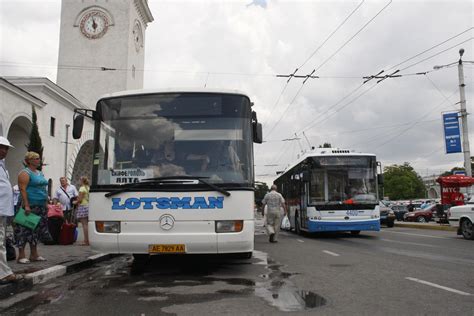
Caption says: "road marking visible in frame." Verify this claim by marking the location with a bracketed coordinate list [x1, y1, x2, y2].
[380, 238, 440, 248]
[382, 230, 450, 239]
[297, 239, 304, 243]
[405, 277, 471, 296]
[323, 250, 340, 257]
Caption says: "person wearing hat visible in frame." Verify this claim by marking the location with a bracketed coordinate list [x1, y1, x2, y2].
[0, 136, 23, 283]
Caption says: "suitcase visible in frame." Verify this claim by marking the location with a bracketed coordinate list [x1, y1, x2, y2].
[48, 217, 64, 244]
[59, 222, 76, 245]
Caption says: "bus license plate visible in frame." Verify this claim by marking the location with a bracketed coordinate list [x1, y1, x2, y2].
[148, 244, 186, 254]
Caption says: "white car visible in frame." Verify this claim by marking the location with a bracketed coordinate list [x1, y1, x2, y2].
[447, 201, 474, 240]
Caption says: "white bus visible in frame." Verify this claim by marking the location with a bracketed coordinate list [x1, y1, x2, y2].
[274, 148, 381, 235]
[72, 89, 262, 259]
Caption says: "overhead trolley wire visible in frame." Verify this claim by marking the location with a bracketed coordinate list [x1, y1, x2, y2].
[263, 1, 366, 131]
[371, 89, 459, 150]
[266, 1, 392, 139]
[297, 0, 366, 71]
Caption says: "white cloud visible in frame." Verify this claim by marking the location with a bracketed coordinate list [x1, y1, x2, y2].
[1, 0, 473, 185]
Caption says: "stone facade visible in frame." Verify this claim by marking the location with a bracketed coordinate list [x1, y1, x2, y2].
[0, 0, 153, 189]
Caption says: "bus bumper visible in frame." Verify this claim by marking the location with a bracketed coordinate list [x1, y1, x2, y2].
[307, 219, 380, 232]
[89, 220, 254, 254]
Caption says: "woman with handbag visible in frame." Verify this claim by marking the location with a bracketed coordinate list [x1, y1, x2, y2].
[76, 176, 90, 246]
[15, 152, 49, 263]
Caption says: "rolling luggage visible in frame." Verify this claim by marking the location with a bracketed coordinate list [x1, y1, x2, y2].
[48, 217, 63, 244]
[59, 222, 76, 245]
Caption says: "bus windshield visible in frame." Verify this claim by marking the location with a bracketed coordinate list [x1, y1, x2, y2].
[309, 156, 377, 204]
[93, 93, 254, 187]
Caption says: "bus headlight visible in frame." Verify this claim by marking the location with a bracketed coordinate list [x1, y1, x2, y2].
[215, 220, 243, 233]
[96, 221, 121, 233]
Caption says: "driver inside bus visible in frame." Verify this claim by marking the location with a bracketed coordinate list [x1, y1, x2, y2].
[148, 140, 186, 177]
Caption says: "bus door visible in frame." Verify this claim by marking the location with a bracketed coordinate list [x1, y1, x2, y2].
[300, 181, 309, 229]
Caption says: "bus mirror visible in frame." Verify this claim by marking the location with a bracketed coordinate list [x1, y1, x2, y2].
[72, 114, 84, 139]
[378, 174, 384, 185]
[253, 122, 263, 144]
[302, 171, 310, 182]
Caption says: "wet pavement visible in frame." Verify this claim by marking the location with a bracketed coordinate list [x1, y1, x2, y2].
[0, 250, 327, 315]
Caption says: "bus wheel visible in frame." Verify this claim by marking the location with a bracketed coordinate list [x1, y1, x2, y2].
[350, 230, 361, 235]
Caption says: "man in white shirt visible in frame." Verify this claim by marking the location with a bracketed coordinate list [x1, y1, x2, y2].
[0, 136, 22, 283]
[54, 177, 78, 221]
[262, 185, 287, 243]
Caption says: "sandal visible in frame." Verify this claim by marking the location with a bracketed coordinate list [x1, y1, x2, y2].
[0, 274, 24, 284]
[17, 258, 30, 264]
[30, 256, 47, 262]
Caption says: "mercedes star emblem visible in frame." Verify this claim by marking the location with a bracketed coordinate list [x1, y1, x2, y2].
[159, 214, 175, 230]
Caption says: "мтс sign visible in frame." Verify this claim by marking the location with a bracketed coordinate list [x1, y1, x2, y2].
[443, 112, 462, 154]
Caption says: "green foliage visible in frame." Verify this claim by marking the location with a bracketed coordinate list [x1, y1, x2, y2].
[383, 162, 426, 200]
[26, 106, 44, 170]
[254, 181, 269, 206]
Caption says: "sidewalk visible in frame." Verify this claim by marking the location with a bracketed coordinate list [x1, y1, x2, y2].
[393, 221, 457, 231]
[0, 223, 114, 300]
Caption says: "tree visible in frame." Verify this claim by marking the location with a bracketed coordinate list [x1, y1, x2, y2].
[26, 106, 44, 170]
[254, 181, 269, 206]
[383, 162, 425, 200]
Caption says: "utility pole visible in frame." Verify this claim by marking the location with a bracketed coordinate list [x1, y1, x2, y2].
[434, 48, 471, 177]
[458, 48, 471, 177]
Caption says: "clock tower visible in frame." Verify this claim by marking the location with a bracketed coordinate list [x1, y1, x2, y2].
[56, 0, 153, 108]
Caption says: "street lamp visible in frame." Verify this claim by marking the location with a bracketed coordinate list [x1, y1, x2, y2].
[434, 48, 471, 177]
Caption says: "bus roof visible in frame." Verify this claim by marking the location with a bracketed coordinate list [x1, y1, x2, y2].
[274, 148, 376, 181]
[97, 88, 250, 101]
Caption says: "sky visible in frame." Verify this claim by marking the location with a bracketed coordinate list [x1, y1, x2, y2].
[1, 0, 473, 185]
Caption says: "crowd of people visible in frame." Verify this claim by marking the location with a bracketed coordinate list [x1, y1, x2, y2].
[0, 136, 89, 284]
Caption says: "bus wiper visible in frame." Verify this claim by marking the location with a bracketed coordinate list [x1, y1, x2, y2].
[144, 176, 231, 197]
[104, 176, 230, 198]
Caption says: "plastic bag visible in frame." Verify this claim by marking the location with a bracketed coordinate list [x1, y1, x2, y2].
[280, 215, 290, 230]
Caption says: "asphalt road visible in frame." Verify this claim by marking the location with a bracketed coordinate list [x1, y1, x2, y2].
[1, 226, 473, 315]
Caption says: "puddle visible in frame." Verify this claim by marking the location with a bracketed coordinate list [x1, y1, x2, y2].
[253, 250, 326, 311]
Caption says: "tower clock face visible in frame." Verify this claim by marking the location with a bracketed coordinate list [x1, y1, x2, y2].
[132, 21, 143, 52]
[80, 11, 109, 39]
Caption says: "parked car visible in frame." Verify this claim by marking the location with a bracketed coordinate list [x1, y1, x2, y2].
[391, 204, 408, 221]
[403, 205, 435, 222]
[379, 201, 395, 227]
[448, 200, 474, 240]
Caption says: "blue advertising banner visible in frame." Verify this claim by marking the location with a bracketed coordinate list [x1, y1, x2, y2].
[443, 112, 462, 154]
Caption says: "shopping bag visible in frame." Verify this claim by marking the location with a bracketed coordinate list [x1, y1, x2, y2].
[281, 215, 291, 230]
[47, 204, 64, 218]
[13, 208, 40, 230]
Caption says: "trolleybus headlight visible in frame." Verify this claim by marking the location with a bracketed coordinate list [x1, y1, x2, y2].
[96, 221, 121, 233]
[215, 220, 243, 233]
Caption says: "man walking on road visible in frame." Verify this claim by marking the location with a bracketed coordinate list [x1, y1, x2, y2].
[262, 184, 287, 243]
[0, 136, 23, 284]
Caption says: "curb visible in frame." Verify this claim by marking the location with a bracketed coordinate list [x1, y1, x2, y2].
[0, 253, 116, 300]
[394, 222, 457, 232]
